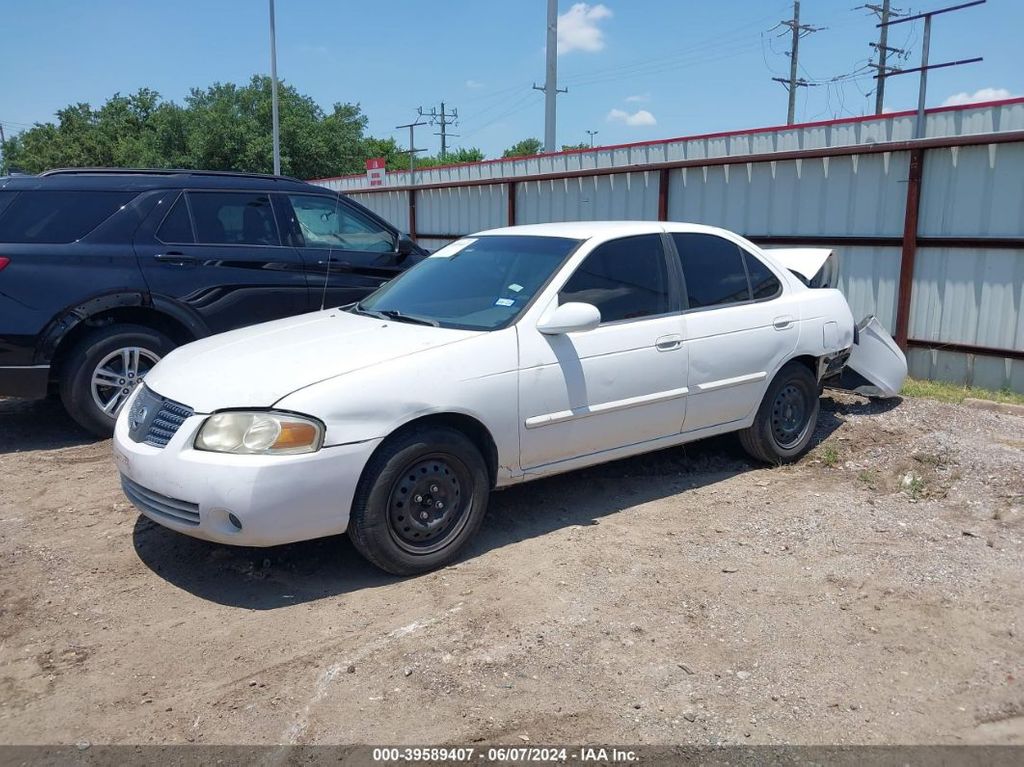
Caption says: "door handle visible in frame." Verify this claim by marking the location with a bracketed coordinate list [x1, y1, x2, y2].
[153, 253, 199, 267]
[655, 334, 683, 351]
[316, 258, 353, 271]
[773, 315, 795, 330]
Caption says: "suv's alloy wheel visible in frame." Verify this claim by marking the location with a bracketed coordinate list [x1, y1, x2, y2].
[60, 324, 175, 437]
[90, 346, 161, 417]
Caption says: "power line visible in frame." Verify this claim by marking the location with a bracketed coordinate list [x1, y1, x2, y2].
[459, 91, 542, 141]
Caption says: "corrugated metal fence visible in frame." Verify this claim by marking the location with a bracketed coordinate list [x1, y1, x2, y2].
[315, 99, 1024, 392]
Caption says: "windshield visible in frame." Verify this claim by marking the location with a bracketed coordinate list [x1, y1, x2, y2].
[353, 235, 581, 330]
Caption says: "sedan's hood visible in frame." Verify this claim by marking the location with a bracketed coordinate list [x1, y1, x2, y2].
[143, 309, 479, 412]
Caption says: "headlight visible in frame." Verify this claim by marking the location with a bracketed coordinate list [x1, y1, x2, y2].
[194, 412, 324, 455]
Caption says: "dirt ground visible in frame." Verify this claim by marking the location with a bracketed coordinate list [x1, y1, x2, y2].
[0, 391, 1022, 747]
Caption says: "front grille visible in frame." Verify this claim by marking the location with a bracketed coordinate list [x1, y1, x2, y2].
[121, 475, 200, 526]
[127, 385, 194, 447]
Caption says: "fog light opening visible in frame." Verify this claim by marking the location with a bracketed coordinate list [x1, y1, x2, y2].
[227, 513, 243, 531]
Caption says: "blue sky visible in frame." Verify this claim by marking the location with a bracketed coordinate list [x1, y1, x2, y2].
[1, 0, 1021, 163]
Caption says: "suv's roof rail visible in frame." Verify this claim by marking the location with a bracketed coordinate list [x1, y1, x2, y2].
[39, 167, 307, 184]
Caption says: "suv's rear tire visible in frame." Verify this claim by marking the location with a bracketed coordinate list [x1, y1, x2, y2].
[348, 426, 490, 576]
[59, 324, 174, 437]
[739, 361, 820, 464]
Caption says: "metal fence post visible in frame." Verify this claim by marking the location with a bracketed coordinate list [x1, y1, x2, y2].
[408, 188, 417, 242]
[507, 181, 517, 226]
[658, 169, 670, 221]
[895, 148, 924, 349]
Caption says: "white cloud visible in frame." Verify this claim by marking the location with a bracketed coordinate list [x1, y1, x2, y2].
[941, 87, 1015, 106]
[465, 79, 484, 89]
[625, 93, 650, 103]
[558, 3, 613, 55]
[607, 108, 657, 127]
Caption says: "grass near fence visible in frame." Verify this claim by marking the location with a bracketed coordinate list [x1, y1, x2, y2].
[900, 377, 1024, 406]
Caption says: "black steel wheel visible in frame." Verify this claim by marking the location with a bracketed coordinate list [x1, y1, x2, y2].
[387, 454, 472, 555]
[739, 361, 820, 464]
[770, 382, 810, 448]
[348, 426, 490, 575]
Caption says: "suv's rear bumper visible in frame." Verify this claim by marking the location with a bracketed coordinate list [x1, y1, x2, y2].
[0, 365, 50, 399]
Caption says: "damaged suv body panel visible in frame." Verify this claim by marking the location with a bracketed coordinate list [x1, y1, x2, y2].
[767, 247, 907, 398]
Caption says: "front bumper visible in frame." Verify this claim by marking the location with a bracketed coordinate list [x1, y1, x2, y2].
[112, 398, 382, 547]
[0, 365, 50, 399]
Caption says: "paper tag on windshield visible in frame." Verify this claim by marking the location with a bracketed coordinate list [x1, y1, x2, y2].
[495, 298, 515, 307]
[508, 283, 524, 293]
[429, 238, 477, 258]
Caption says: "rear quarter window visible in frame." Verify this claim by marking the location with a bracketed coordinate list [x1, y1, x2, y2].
[0, 190, 137, 243]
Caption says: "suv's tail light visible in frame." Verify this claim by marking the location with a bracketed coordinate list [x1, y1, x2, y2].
[0, 257, 9, 271]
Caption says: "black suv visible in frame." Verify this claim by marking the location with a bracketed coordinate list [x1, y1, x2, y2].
[0, 169, 425, 435]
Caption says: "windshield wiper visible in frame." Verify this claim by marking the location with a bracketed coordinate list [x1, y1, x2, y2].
[378, 309, 439, 327]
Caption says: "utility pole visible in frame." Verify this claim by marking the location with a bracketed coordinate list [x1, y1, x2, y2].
[533, 0, 567, 152]
[862, 1, 908, 114]
[876, 0, 985, 138]
[586, 129, 599, 148]
[418, 102, 459, 161]
[771, 1, 822, 125]
[268, 0, 281, 175]
[395, 120, 427, 184]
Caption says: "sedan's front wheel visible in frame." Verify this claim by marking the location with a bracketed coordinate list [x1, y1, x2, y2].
[348, 426, 490, 575]
[738, 361, 820, 464]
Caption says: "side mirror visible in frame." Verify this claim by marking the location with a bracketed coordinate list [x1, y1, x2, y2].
[537, 302, 602, 335]
[396, 233, 416, 259]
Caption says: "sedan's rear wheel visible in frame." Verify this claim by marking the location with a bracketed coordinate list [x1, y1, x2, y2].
[738, 361, 820, 464]
[348, 426, 490, 575]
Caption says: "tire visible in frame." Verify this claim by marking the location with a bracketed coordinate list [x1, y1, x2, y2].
[59, 324, 174, 437]
[348, 426, 490, 576]
[738, 361, 820, 464]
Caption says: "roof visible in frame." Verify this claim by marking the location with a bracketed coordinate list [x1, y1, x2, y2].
[475, 220, 734, 240]
[0, 168, 331, 193]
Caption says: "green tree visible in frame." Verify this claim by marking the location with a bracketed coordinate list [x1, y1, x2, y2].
[502, 138, 543, 158]
[561, 142, 590, 151]
[418, 147, 485, 168]
[1, 76, 380, 179]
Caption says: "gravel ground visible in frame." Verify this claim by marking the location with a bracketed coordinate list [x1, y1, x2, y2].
[0, 392, 1022, 746]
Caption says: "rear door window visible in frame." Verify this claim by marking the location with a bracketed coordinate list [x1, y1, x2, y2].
[155, 194, 195, 244]
[745, 252, 781, 299]
[187, 192, 280, 246]
[671, 232, 751, 309]
[0, 190, 136, 243]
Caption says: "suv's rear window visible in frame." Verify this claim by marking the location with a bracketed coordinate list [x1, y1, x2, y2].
[0, 190, 137, 243]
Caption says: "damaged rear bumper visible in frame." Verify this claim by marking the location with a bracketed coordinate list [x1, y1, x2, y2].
[836, 316, 908, 398]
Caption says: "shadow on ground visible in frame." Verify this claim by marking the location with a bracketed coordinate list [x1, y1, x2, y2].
[132, 394, 876, 610]
[0, 397, 96, 454]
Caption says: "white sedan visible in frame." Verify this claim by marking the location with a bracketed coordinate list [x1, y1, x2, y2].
[113, 221, 904, 574]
